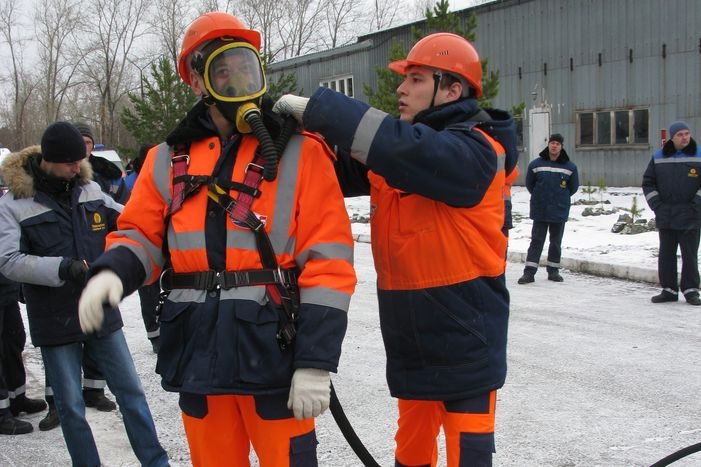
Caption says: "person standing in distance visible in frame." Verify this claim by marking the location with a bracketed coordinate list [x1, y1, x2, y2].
[275, 32, 517, 467]
[643, 120, 701, 305]
[518, 133, 579, 284]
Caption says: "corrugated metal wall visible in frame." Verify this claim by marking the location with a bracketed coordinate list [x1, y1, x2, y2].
[267, 0, 701, 186]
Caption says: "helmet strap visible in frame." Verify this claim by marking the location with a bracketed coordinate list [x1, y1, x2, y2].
[430, 71, 442, 108]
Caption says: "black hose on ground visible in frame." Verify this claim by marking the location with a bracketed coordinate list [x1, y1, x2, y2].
[649, 442, 701, 466]
[329, 382, 381, 467]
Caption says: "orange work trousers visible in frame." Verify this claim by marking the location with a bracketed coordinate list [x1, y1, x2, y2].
[395, 390, 496, 467]
[182, 394, 317, 467]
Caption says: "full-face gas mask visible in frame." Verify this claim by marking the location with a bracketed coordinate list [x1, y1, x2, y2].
[191, 39, 267, 124]
[191, 39, 291, 180]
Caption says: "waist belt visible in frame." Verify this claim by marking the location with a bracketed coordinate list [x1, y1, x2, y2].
[160, 268, 298, 292]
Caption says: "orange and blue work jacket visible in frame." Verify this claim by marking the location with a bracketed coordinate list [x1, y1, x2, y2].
[90, 106, 356, 396]
[303, 87, 516, 400]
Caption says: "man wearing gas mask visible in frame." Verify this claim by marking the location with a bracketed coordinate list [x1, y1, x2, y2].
[77, 12, 356, 466]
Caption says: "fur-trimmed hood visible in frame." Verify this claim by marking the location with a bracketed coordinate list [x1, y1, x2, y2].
[0, 145, 93, 199]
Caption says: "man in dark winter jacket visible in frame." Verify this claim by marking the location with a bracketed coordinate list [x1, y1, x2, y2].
[0, 122, 168, 465]
[643, 121, 701, 305]
[33, 122, 122, 432]
[518, 133, 579, 284]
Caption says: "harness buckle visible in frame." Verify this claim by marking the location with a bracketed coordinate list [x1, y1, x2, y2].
[159, 268, 171, 292]
[245, 162, 264, 174]
[170, 154, 190, 167]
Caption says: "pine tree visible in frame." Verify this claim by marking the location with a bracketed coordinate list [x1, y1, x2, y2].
[121, 57, 198, 151]
[364, 0, 501, 114]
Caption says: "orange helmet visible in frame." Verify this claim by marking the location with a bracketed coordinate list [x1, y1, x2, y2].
[178, 12, 261, 85]
[389, 32, 483, 97]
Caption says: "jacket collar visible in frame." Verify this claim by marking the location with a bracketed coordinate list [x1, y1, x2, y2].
[662, 137, 697, 157]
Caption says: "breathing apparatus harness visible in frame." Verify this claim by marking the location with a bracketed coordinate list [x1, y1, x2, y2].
[159, 85, 300, 349]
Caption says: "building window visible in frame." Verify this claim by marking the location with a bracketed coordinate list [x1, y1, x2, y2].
[320, 75, 354, 98]
[577, 109, 649, 147]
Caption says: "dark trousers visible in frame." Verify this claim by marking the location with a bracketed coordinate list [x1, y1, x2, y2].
[0, 302, 27, 408]
[658, 228, 701, 296]
[137, 282, 161, 340]
[524, 221, 565, 274]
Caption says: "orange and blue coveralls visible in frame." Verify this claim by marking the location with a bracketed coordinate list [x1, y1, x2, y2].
[302, 87, 518, 466]
[89, 103, 356, 466]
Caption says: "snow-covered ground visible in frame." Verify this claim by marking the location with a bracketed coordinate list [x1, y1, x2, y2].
[5, 186, 701, 466]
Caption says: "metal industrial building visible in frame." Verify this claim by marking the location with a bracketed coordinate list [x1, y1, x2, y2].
[267, 0, 700, 186]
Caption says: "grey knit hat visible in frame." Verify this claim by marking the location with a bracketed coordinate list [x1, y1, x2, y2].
[72, 122, 95, 145]
[668, 121, 690, 138]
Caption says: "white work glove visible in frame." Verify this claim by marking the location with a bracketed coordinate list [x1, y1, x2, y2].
[287, 368, 331, 420]
[272, 94, 310, 123]
[78, 270, 123, 333]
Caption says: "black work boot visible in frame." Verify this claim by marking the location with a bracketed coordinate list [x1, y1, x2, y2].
[651, 291, 678, 303]
[83, 389, 116, 412]
[38, 405, 60, 431]
[0, 409, 33, 435]
[517, 272, 535, 284]
[685, 293, 701, 306]
[10, 394, 47, 417]
[548, 272, 564, 282]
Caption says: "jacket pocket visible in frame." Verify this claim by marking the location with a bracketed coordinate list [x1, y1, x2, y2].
[156, 300, 202, 386]
[233, 302, 293, 387]
[398, 192, 435, 234]
[417, 284, 489, 368]
[380, 284, 489, 371]
[21, 211, 64, 256]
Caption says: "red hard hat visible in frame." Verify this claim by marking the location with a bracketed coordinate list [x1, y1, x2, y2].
[178, 12, 261, 85]
[389, 32, 483, 97]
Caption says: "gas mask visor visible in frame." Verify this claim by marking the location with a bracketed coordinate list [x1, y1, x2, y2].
[203, 42, 267, 103]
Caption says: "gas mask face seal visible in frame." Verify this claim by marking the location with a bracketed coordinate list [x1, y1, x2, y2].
[203, 42, 266, 103]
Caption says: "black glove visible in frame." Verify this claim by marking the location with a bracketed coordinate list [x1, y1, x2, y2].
[59, 258, 88, 285]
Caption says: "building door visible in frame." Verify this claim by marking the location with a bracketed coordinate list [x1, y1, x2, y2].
[528, 106, 551, 161]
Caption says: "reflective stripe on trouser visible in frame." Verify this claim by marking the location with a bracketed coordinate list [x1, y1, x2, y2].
[395, 390, 496, 467]
[182, 394, 318, 467]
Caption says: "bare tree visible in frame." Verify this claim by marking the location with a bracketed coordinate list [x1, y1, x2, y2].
[323, 0, 362, 48]
[198, 0, 235, 15]
[235, 0, 286, 62]
[34, 0, 85, 125]
[0, 0, 39, 148]
[81, 0, 150, 147]
[149, 0, 194, 68]
[278, 0, 326, 58]
[371, 0, 402, 31]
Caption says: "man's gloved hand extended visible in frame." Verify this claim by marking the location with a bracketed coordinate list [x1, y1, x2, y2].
[287, 368, 331, 420]
[272, 94, 310, 123]
[78, 270, 123, 333]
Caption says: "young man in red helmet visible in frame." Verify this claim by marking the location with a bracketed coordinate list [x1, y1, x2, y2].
[275, 33, 518, 466]
[77, 11, 356, 466]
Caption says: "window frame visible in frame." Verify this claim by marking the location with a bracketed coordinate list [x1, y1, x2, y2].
[320, 75, 354, 98]
[576, 108, 649, 148]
